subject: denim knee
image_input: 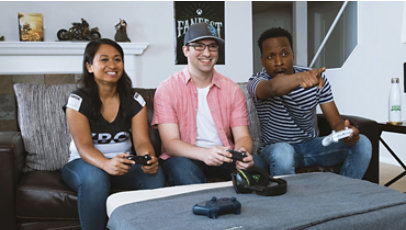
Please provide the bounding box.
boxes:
[139,166,166,189]
[61,159,110,193]
[252,154,267,171]
[356,134,372,162]
[162,157,205,185]
[261,142,295,176]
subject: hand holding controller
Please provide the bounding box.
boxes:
[322,127,353,146]
[226,149,248,161]
[125,155,152,165]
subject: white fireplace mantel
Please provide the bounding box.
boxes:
[0,41,148,84]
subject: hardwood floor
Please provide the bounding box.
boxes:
[379,162,406,192]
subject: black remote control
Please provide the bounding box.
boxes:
[126,155,151,165]
[226,149,247,161]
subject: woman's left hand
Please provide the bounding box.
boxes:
[141,154,159,174]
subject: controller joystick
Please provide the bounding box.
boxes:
[322,127,353,146]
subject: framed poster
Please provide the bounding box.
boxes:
[18,12,44,41]
[174,1,225,65]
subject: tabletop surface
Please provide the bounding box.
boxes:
[107,172,406,230]
[378,122,406,134]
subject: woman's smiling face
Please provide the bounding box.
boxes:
[86,44,124,84]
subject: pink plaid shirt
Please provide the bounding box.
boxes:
[152,67,248,159]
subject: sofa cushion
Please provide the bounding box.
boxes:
[16,171,78,222]
[238,82,262,154]
[13,83,76,171]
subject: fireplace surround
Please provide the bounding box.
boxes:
[0,41,148,131]
[0,41,148,81]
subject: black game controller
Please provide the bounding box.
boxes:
[226,149,247,161]
[125,155,151,165]
[192,196,241,219]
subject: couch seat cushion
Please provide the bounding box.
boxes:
[16,171,78,222]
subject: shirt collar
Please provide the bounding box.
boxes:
[182,66,222,89]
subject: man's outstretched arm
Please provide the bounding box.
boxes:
[256,67,326,99]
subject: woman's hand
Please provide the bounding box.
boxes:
[102,153,133,175]
[141,154,159,174]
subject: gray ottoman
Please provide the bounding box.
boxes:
[107,172,406,230]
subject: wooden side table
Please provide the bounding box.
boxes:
[379,122,406,186]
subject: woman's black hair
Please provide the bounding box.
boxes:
[80,38,134,120]
[257,27,293,55]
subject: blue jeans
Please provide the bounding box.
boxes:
[61,159,165,230]
[260,134,372,179]
[161,154,267,185]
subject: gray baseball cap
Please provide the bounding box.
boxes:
[183,22,224,46]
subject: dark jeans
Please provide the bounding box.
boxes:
[61,158,165,230]
[161,154,267,185]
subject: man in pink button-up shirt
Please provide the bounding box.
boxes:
[152,23,266,185]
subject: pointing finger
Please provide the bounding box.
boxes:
[318,67,326,74]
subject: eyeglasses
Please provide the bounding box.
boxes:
[187,43,219,52]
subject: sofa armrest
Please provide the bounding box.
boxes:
[0,131,25,230]
[317,114,380,183]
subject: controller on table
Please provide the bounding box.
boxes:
[226,149,247,161]
[125,155,151,165]
[322,127,353,146]
[192,196,241,219]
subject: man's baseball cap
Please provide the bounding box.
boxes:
[183,22,224,46]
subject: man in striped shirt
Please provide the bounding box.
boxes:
[248,27,371,179]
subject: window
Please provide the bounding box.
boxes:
[252,1,357,72]
[308,1,357,68]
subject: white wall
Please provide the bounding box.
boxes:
[1,1,406,165]
[0,1,253,87]
[326,1,406,165]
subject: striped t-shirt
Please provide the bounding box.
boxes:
[247,66,333,149]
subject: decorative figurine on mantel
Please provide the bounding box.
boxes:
[114,19,131,42]
[57,18,101,41]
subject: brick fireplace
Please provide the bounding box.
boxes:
[0,41,148,131]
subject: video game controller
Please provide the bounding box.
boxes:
[125,155,151,165]
[226,149,247,161]
[322,127,353,146]
[192,196,241,219]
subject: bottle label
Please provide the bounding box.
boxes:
[391,105,401,111]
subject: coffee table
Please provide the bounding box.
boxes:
[107,172,406,230]
[379,122,406,187]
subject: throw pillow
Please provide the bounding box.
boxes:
[13,83,76,171]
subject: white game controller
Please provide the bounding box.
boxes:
[322,127,353,146]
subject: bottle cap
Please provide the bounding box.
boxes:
[391,78,399,83]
